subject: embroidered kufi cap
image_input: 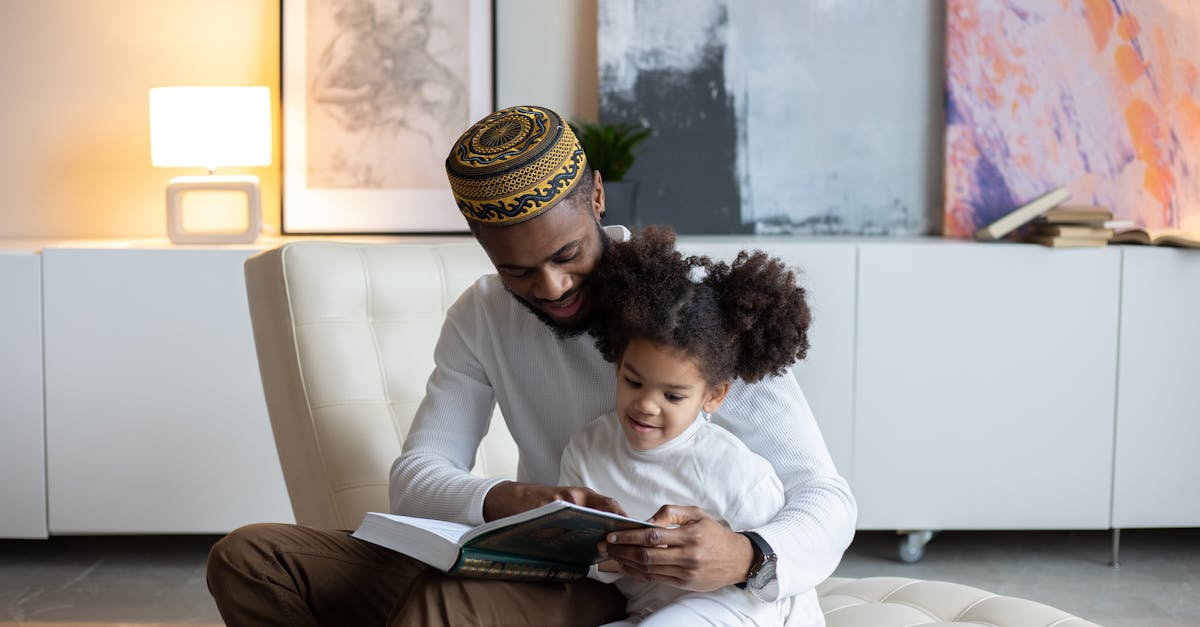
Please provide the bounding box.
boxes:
[445,105,588,226]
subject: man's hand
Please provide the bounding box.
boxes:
[482,481,627,521]
[599,505,754,592]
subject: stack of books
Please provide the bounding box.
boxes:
[973,187,1070,242]
[1027,205,1121,248]
[973,187,1136,248]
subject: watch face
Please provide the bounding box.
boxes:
[750,557,777,589]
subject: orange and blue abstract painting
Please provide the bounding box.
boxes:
[944,0,1200,237]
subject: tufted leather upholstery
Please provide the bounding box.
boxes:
[245,240,1101,626]
[244,240,518,530]
[817,577,1100,626]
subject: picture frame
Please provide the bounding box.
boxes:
[281,0,494,234]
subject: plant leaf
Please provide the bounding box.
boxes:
[570,120,653,182]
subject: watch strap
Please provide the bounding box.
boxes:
[735,531,768,590]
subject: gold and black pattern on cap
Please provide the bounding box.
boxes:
[446,105,587,225]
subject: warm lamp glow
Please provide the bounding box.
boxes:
[149,86,271,170]
[148,86,270,244]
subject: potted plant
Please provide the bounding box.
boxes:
[570,120,652,227]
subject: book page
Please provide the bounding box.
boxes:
[1112,228,1200,248]
[373,513,471,544]
[1147,229,1200,248]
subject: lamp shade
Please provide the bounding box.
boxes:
[149,86,271,169]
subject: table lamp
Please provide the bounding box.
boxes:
[149,86,271,244]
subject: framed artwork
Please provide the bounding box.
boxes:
[598,0,938,235]
[945,0,1200,237]
[282,0,493,234]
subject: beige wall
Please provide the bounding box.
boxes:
[0,0,595,240]
[0,1,280,239]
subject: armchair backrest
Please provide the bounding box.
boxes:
[244,241,518,529]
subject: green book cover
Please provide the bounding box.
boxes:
[453,546,586,582]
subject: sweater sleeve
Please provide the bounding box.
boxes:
[557,433,586,488]
[723,456,787,532]
[715,370,857,602]
[389,293,507,526]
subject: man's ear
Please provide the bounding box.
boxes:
[703,381,731,413]
[592,170,606,220]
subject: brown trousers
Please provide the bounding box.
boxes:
[207,523,627,627]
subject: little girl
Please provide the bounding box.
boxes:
[558,226,817,626]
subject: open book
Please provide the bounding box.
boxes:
[1109,228,1200,248]
[352,500,661,582]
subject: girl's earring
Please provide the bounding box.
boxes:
[701,410,711,422]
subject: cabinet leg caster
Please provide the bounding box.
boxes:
[897,530,936,563]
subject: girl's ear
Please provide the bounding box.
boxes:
[703,381,731,413]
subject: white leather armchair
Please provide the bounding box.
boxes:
[244,240,518,531]
[244,240,1101,627]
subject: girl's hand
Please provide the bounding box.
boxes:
[596,558,621,573]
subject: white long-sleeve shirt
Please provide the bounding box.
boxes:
[560,411,823,626]
[390,227,857,601]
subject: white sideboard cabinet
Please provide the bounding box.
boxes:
[1111,247,1200,528]
[6,237,1199,540]
[853,241,1122,530]
[41,242,293,533]
[0,244,48,538]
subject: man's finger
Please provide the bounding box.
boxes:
[589,494,628,516]
[611,561,691,586]
[603,539,694,568]
[606,522,693,547]
[646,504,706,527]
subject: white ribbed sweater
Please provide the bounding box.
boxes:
[390,247,857,600]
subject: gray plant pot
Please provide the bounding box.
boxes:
[603,181,639,229]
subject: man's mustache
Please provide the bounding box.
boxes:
[535,285,583,306]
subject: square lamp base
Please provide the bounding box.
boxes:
[166,175,262,244]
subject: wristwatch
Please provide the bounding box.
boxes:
[735,531,777,591]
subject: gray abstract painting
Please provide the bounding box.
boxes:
[599,0,943,235]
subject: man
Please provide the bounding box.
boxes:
[208,105,856,626]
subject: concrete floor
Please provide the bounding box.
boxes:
[0,535,220,626]
[1,529,1197,626]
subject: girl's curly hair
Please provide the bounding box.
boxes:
[588,226,812,384]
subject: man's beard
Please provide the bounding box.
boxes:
[506,221,611,340]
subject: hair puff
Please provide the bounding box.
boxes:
[588,225,812,385]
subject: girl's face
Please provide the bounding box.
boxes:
[615,337,729,450]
